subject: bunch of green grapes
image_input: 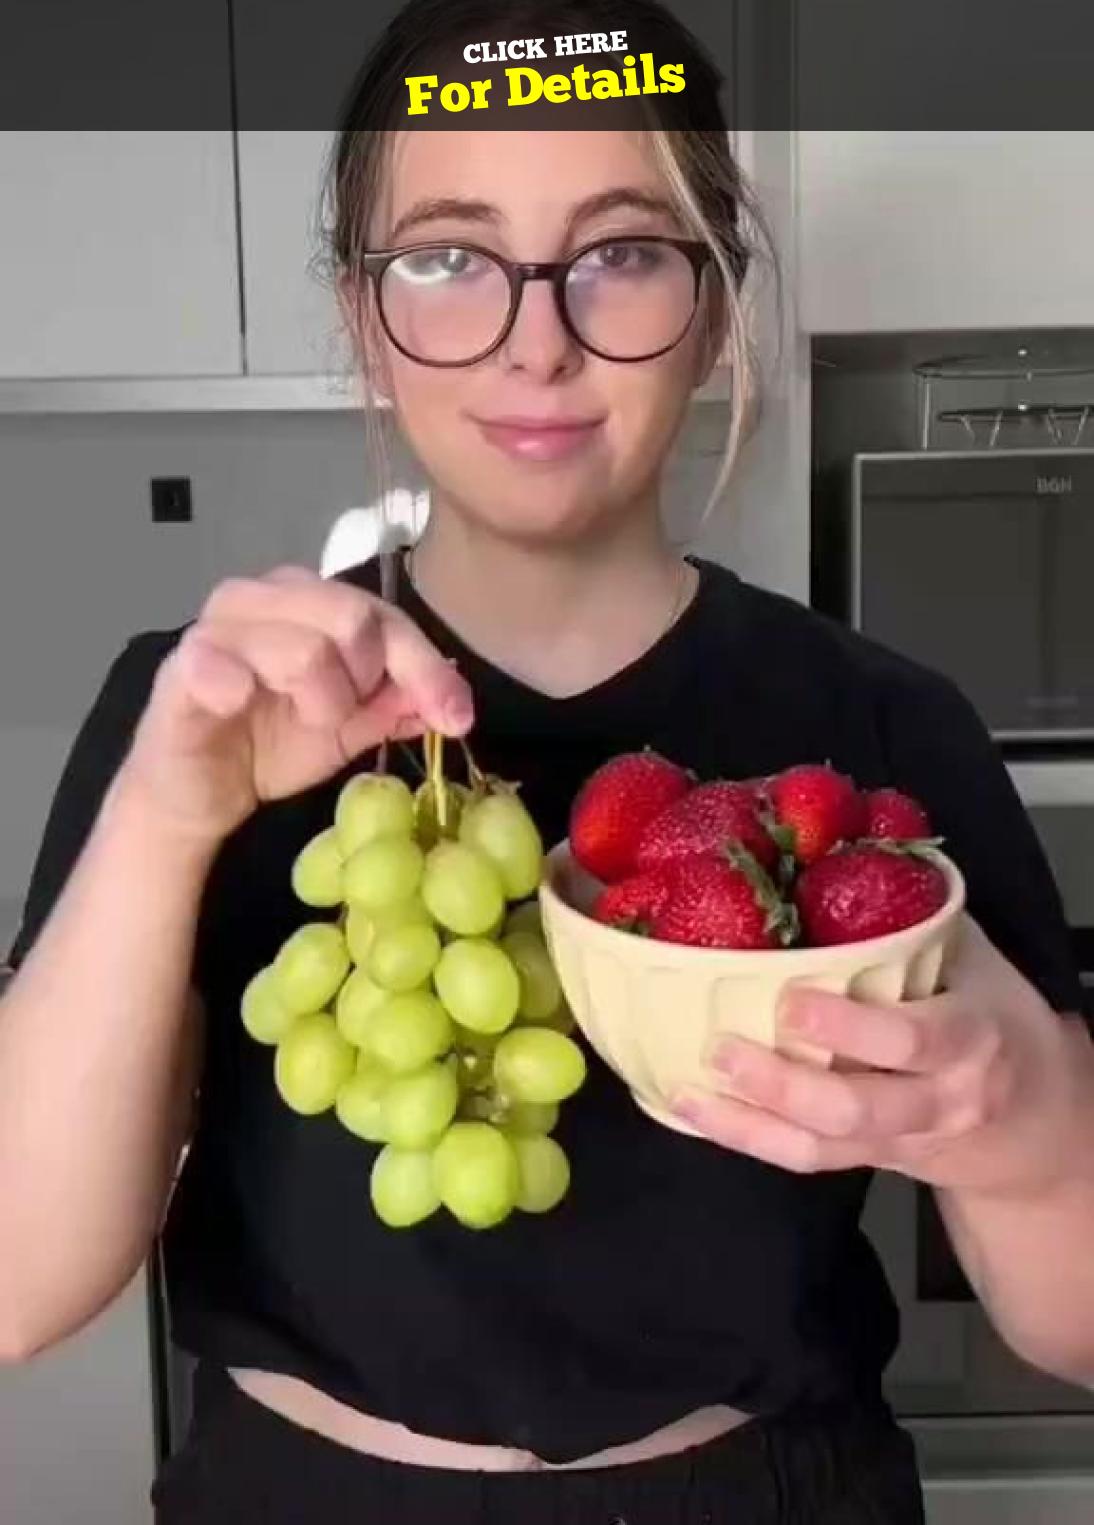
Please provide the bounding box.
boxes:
[239,759,585,1231]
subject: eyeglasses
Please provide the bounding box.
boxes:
[356,236,714,367]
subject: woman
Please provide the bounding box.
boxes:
[3,2,1093,1520]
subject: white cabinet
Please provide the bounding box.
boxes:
[0,1275,155,1524]
[0,133,242,380]
[236,133,349,375]
[798,132,1094,334]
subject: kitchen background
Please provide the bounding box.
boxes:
[3,27,1094,1517]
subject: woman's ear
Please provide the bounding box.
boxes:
[336,273,395,404]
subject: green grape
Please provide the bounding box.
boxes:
[500,931,562,1023]
[381,1061,460,1150]
[451,1024,497,1091]
[335,1062,390,1142]
[434,939,520,1036]
[346,900,431,966]
[368,991,453,1074]
[421,841,505,936]
[344,835,425,914]
[367,921,442,994]
[505,1101,560,1135]
[335,968,389,1048]
[459,792,544,901]
[415,780,471,850]
[272,923,351,1015]
[291,827,344,908]
[509,1133,570,1213]
[504,900,543,939]
[494,1027,587,1105]
[240,966,297,1045]
[432,1121,519,1230]
[345,905,375,965]
[274,1013,356,1115]
[370,1145,441,1228]
[335,774,415,856]
[532,1001,576,1037]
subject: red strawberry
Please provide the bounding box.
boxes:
[592,865,678,933]
[795,845,949,947]
[864,788,933,842]
[570,751,692,882]
[637,781,779,874]
[651,847,799,950]
[767,764,866,865]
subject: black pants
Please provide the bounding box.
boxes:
[152,1365,925,1524]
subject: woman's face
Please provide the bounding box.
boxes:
[356,130,720,546]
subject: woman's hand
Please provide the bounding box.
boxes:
[115,565,473,848]
[674,917,1091,1201]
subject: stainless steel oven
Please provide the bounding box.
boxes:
[847,449,1094,743]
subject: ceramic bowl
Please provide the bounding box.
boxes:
[538,843,966,1135]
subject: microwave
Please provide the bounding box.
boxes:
[833,449,1094,742]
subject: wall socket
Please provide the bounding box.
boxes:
[150,477,192,523]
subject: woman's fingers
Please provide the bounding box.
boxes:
[705,1037,948,1140]
[177,620,360,731]
[201,571,473,735]
[673,1088,869,1174]
[172,636,257,721]
[777,986,983,1074]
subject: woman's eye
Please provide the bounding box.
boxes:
[395,248,480,283]
[578,242,662,277]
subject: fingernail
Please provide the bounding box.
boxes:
[443,698,474,734]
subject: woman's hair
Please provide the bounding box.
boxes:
[312,0,773,536]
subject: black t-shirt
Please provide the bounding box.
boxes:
[7,556,1084,1462]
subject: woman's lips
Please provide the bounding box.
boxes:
[474,415,604,462]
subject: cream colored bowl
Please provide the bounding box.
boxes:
[538,843,966,1135]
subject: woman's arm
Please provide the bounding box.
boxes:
[676,659,1094,1383]
[0,772,215,1360]
[935,1010,1094,1385]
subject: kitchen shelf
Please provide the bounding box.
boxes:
[0,367,733,416]
[1007,760,1094,808]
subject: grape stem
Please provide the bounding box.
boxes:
[459,738,487,794]
[424,732,449,832]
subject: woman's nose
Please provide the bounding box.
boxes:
[500,278,583,381]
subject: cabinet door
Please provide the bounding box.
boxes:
[0,132,241,380]
[232,0,405,375]
[798,132,1094,334]
[235,132,347,376]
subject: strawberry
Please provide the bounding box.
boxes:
[863,788,933,842]
[636,780,779,874]
[795,845,949,947]
[570,751,692,882]
[651,847,799,950]
[592,865,678,933]
[767,764,866,865]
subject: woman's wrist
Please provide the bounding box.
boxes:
[101,765,231,875]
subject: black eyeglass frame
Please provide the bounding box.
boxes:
[355,235,715,367]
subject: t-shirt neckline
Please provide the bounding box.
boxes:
[390,552,727,721]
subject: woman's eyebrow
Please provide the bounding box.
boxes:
[386,186,677,246]
[566,187,678,234]
[388,197,499,243]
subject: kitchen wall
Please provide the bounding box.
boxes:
[1,396,794,949]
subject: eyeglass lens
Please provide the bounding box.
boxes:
[378,241,699,363]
